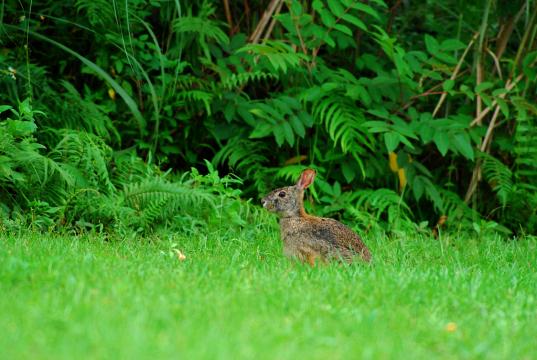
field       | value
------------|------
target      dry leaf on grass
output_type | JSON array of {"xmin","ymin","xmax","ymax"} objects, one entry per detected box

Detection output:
[
  {"xmin": 445, "ymin": 322, "xmax": 457, "ymax": 332},
  {"xmin": 174, "ymin": 249, "xmax": 186, "ymax": 261}
]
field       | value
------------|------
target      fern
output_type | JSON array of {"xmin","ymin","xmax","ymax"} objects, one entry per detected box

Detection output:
[
  {"xmin": 0, "ymin": 101, "xmax": 76, "ymax": 208},
  {"xmin": 247, "ymin": 94, "xmax": 313, "ymax": 147},
  {"xmin": 220, "ymin": 71, "xmax": 277, "ymax": 90},
  {"xmin": 513, "ymin": 102, "xmax": 537, "ymax": 191},
  {"xmin": 50, "ymin": 130, "xmax": 115, "ymax": 193},
  {"xmin": 176, "ymin": 90, "xmax": 213, "ymax": 115},
  {"xmin": 43, "ymin": 81, "xmax": 119, "ymax": 142},
  {"xmin": 439, "ymin": 189, "xmax": 478, "ymax": 225},
  {"xmin": 237, "ymin": 41, "xmax": 307, "ymax": 74},
  {"xmin": 302, "ymin": 87, "xmax": 373, "ymax": 176},
  {"xmin": 110, "ymin": 150, "xmax": 156, "ymax": 187},
  {"xmin": 75, "ymin": 0, "xmax": 116, "ymax": 26},
  {"xmin": 173, "ymin": 16, "xmax": 229, "ymax": 45},
  {"xmin": 122, "ymin": 178, "xmax": 216, "ymax": 227},
  {"xmin": 212, "ymin": 138, "xmax": 269, "ymax": 178},
  {"xmin": 173, "ymin": 1, "xmax": 229, "ymax": 60},
  {"xmin": 480, "ymin": 152, "xmax": 513, "ymax": 206},
  {"xmin": 354, "ymin": 188, "xmax": 411, "ymax": 223}
]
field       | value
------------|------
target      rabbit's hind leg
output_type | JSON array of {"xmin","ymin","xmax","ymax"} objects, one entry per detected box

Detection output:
[{"xmin": 299, "ymin": 249, "xmax": 322, "ymax": 267}]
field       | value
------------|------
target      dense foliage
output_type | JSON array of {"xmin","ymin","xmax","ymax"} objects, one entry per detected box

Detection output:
[{"xmin": 1, "ymin": 0, "xmax": 537, "ymax": 236}]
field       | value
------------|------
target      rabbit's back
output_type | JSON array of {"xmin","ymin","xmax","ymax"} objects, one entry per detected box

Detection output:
[{"xmin": 280, "ymin": 215, "xmax": 371, "ymax": 263}]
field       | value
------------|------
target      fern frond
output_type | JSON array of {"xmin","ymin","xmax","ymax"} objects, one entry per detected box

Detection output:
[
  {"xmin": 480, "ymin": 153, "xmax": 513, "ymax": 206},
  {"xmin": 75, "ymin": 0, "xmax": 115, "ymax": 27},
  {"xmin": 44, "ymin": 81, "xmax": 119, "ymax": 142},
  {"xmin": 354, "ymin": 188, "xmax": 411, "ymax": 222},
  {"xmin": 122, "ymin": 178, "xmax": 217, "ymax": 227},
  {"xmin": 237, "ymin": 41, "xmax": 307, "ymax": 73},
  {"xmin": 438, "ymin": 189, "xmax": 478, "ymax": 223},
  {"xmin": 173, "ymin": 17, "xmax": 229, "ymax": 45},
  {"xmin": 220, "ymin": 71, "xmax": 277, "ymax": 90},
  {"xmin": 514, "ymin": 108, "xmax": 537, "ymax": 190},
  {"xmin": 274, "ymin": 165, "xmax": 310, "ymax": 183},
  {"xmin": 173, "ymin": 2, "xmax": 229, "ymax": 60},
  {"xmin": 303, "ymin": 88, "xmax": 374, "ymax": 176},
  {"xmin": 177, "ymin": 90, "xmax": 213, "ymax": 115},
  {"xmin": 314, "ymin": 95, "xmax": 371, "ymax": 151},
  {"xmin": 50, "ymin": 130, "xmax": 115, "ymax": 193},
  {"xmin": 212, "ymin": 138, "xmax": 269, "ymax": 177},
  {"xmin": 111, "ymin": 150, "xmax": 157, "ymax": 187}
]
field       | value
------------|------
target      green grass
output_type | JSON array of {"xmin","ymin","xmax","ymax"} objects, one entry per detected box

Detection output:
[{"xmin": 1, "ymin": 226, "xmax": 536, "ymax": 359}]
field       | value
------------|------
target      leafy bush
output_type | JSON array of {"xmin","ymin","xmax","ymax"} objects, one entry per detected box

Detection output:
[{"xmin": 1, "ymin": 0, "xmax": 537, "ymax": 236}]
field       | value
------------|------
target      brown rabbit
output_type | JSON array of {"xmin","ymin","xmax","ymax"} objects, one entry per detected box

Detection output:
[{"xmin": 261, "ymin": 169, "xmax": 371, "ymax": 265}]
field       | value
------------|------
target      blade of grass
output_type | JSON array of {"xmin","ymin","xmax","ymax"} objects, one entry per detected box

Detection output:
[{"xmin": 109, "ymin": 41, "xmax": 161, "ymax": 154}]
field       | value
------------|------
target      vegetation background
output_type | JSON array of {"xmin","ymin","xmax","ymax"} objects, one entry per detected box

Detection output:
[{"xmin": 1, "ymin": 0, "xmax": 537, "ymax": 236}]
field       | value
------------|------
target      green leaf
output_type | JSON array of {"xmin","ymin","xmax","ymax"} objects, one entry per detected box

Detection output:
[
  {"xmin": 319, "ymin": 8, "xmax": 336, "ymax": 27},
  {"xmin": 460, "ymin": 85, "xmax": 475, "ymax": 100},
  {"xmin": 249, "ymin": 123, "xmax": 273, "ymax": 139},
  {"xmin": 398, "ymin": 134, "xmax": 416, "ymax": 150},
  {"xmin": 522, "ymin": 51, "xmax": 537, "ymax": 78},
  {"xmin": 424, "ymin": 179, "xmax": 444, "ymax": 211},
  {"xmin": 351, "ymin": 2, "xmax": 380, "ymax": 20},
  {"xmin": 481, "ymin": 94, "xmax": 493, "ymax": 108},
  {"xmin": 273, "ymin": 127, "xmax": 285, "ymax": 146},
  {"xmin": 424, "ymin": 35, "xmax": 439, "ymax": 55},
  {"xmin": 334, "ymin": 24, "xmax": 353, "ymax": 36},
  {"xmin": 327, "ymin": 0, "xmax": 345, "ymax": 17},
  {"xmin": 412, "ymin": 176, "xmax": 425, "ymax": 201},
  {"xmin": 475, "ymin": 82, "xmax": 494, "ymax": 94},
  {"xmin": 298, "ymin": 112, "xmax": 314, "ymax": 127},
  {"xmin": 434, "ymin": 132, "xmax": 449, "ymax": 156},
  {"xmin": 290, "ymin": 1, "xmax": 303, "ymax": 15},
  {"xmin": 492, "ymin": 88, "xmax": 508, "ymax": 97},
  {"xmin": 364, "ymin": 120, "xmax": 390, "ymax": 133},
  {"xmin": 289, "ymin": 116, "xmax": 306, "ymax": 138},
  {"xmin": 441, "ymin": 38, "xmax": 466, "ymax": 51},
  {"xmin": 418, "ymin": 123, "xmax": 435, "ymax": 143},
  {"xmin": 394, "ymin": 51, "xmax": 412, "ymax": 78},
  {"xmin": 312, "ymin": 0, "xmax": 324, "ymax": 12},
  {"xmin": 341, "ymin": 161, "xmax": 356, "ymax": 183},
  {"xmin": 282, "ymin": 121, "xmax": 295, "ymax": 146},
  {"xmin": 0, "ymin": 105, "xmax": 14, "ymax": 115},
  {"xmin": 432, "ymin": 51, "xmax": 457, "ymax": 65},
  {"xmin": 341, "ymin": 13, "xmax": 367, "ymax": 31},
  {"xmin": 384, "ymin": 132, "xmax": 400, "ymax": 152},
  {"xmin": 496, "ymin": 98, "xmax": 509, "ymax": 118},
  {"xmin": 452, "ymin": 133, "xmax": 474, "ymax": 160},
  {"xmin": 443, "ymin": 79, "xmax": 455, "ymax": 92},
  {"xmin": 6, "ymin": 120, "xmax": 37, "ymax": 137},
  {"xmin": 322, "ymin": 32, "xmax": 336, "ymax": 47}
]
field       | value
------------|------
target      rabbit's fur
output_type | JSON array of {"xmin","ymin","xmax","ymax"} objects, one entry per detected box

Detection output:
[{"xmin": 262, "ymin": 169, "xmax": 371, "ymax": 265}]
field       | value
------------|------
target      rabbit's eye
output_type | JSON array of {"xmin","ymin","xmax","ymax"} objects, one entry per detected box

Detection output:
[{"xmin": 278, "ymin": 191, "xmax": 286, "ymax": 198}]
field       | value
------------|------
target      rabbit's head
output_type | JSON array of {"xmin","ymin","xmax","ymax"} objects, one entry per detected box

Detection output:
[{"xmin": 261, "ymin": 169, "xmax": 316, "ymax": 217}]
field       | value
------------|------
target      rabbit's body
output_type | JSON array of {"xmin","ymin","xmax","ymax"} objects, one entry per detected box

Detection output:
[
  {"xmin": 262, "ymin": 169, "xmax": 371, "ymax": 265},
  {"xmin": 280, "ymin": 215, "xmax": 371, "ymax": 263}
]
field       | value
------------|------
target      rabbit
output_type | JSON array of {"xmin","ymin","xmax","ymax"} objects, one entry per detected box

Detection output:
[{"xmin": 261, "ymin": 168, "xmax": 372, "ymax": 265}]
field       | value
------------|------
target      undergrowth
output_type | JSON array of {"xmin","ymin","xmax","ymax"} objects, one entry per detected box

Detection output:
[{"xmin": 2, "ymin": 0, "xmax": 537, "ymax": 236}]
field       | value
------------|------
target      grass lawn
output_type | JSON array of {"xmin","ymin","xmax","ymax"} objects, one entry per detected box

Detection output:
[{"xmin": 1, "ymin": 226, "xmax": 536, "ymax": 359}]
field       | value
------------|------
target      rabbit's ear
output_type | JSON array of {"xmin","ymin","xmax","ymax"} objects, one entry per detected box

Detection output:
[{"xmin": 297, "ymin": 169, "xmax": 316, "ymax": 189}]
